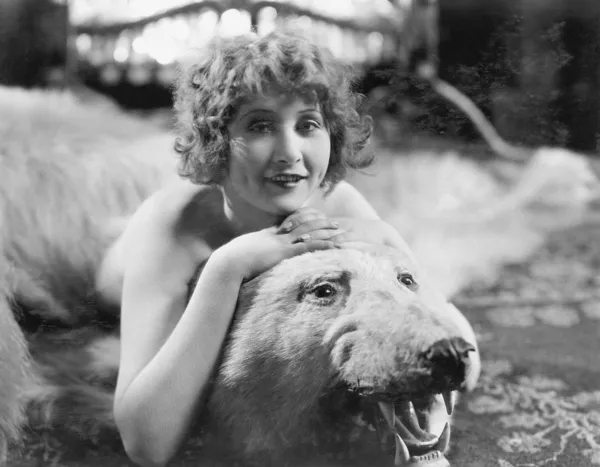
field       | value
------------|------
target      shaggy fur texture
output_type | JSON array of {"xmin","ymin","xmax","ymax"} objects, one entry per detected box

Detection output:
[
  {"xmin": 349, "ymin": 144, "xmax": 600, "ymax": 297},
  {"xmin": 6, "ymin": 246, "xmax": 476, "ymax": 466},
  {"xmin": 207, "ymin": 246, "xmax": 475, "ymax": 459},
  {"xmin": 0, "ymin": 85, "xmax": 597, "ymax": 465},
  {"xmin": 0, "ymin": 85, "xmax": 178, "ymax": 461},
  {"xmin": 0, "ymin": 86, "xmax": 178, "ymax": 323},
  {"xmin": 0, "ymin": 268, "xmax": 33, "ymax": 461}
]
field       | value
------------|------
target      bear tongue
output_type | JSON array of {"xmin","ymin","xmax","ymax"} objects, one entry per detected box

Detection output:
[{"xmin": 377, "ymin": 401, "xmax": 450, "ymax": 466}]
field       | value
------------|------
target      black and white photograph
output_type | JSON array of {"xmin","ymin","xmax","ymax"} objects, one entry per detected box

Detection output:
[{"xmin": 1, "ymin": 0, "xmax": 599, "ymax": 466}]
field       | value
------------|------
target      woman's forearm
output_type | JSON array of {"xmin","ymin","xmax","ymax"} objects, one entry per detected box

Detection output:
[{"xmin": 115, "ymin": 248, "xmax": 242, "ymax": 467}]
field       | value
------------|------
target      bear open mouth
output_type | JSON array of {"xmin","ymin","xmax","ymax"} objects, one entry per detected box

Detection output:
[
  {"xmin": 350, "ymin": 391, "xmax": 454, "ymax": 467},
  {"xmin": 376, "ymin": 398, "xmax": 450, "ymax": 466}
]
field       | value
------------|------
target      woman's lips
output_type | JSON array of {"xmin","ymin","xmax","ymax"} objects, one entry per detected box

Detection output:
[{"xmin": 266, "ymin": 174, "xmax": 307, "ymax": 189}]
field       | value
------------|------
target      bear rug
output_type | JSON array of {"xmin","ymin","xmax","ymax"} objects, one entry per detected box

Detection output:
[{"xmin": 1, "ymin": 85, "xmax": 599, "ymax": 467}]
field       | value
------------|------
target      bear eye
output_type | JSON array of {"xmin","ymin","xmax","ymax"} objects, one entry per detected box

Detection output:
[
  {"xmin": 298, "ymin": 276, "xmax": 346, "ymax": 304},
  {"xmin": 310, "ymin": 283, "xmax": 337, "ymax": 300},
  {"xmin": 397, "ymin": 273, "xmax": 417, "ymax": 289}
]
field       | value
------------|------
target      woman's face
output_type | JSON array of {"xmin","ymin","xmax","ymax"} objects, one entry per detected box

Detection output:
[{"xmin": 224, "ymin": 92, "xmax": 331, "ymax": 219}]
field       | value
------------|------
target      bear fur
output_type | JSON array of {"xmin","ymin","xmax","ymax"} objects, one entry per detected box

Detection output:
[
  {"xmin": 4, "ymin": 247, "xmax": 476, "ymax": 466},
  {"xmin": 205, "ymin": 246, "xmax": 475, "ymax": 464},
  {"xmin": 0, "ymin": 85, "xmax": 177, "ymax": 462},
  {"xmin": 0, "ymin": 85, "xmax": 480, "ymax": 466}
]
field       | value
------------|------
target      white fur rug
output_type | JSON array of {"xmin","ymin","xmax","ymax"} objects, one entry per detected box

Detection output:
[
  {"xmin": 2, "ymin": 85, "xmax": 598, "ymax": 301},
  {"xmin": 350, "ymin": 143, "xmax": 600, "ymax": 297}
]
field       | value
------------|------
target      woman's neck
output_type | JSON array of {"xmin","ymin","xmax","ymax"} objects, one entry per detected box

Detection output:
[{"xmin": 220, "ymin": 187, "xmax": 286, "ymax": 235}]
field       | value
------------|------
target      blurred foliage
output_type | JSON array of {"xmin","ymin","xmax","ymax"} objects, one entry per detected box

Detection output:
[{"xmin": 374, "ymin": 15, "xmax": 574, "ymax": 147}]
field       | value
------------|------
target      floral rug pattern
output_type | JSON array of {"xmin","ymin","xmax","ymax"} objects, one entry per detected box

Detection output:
[{"xmin": 452, "ymin": 218, "xmax": 600, "ymax": 467}]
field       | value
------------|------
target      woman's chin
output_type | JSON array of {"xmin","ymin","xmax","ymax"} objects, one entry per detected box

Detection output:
[
  {"xmin": 254, "ymin": 182, "xmax": 321, "ymax": 218},
  {"xmin": 270, "ymin": 204, "xmax": 304, "ymax": 217},
  {"xmin": 262, "ymin": 193, "xmax": 311, "ymax": 216},
  {"xmin": 264, "ymin": 198, "xmax": 307, "ymax": 217}
]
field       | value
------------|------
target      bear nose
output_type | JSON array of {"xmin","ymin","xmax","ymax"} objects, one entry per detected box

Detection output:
[{"xmin": 420, "ymin": 337, "xmax": 475, "ymax": 392}]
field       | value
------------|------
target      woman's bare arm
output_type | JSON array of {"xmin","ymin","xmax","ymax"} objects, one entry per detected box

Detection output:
[
  {"xmin": 113, "ymin": 187, "xmax": 341, "ymax": 467},
  {"xmin": 322, "ymin": 181, "xmax": 381, "ymax": 220},
  {"xmin": 113, "ymin": 197, "xmax": 244, "ymax": 467}
]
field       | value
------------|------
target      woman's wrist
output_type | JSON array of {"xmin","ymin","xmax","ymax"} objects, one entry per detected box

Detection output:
[{"xmin": 209, "ymin": 240, "xmax": 247, "ymax": 283}]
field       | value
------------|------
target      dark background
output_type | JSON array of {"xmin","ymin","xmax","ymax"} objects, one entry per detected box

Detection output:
[{"xmin": 1, "ymin": 0, "xmax": 598, "ymax": 154}]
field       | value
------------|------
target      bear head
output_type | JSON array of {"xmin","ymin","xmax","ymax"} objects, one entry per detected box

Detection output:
[{"xmin": 203, "ymin": 245, "xmax": 478, "ymax": 467}]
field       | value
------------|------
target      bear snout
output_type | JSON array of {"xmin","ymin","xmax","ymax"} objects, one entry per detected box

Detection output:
[
  {"xmin": 419, "ymin": 337, "xmax": 475, "ymax": 393},
  {"xmin": 324, "ymin": 307, "xmax": 475, "ymax": 399}
]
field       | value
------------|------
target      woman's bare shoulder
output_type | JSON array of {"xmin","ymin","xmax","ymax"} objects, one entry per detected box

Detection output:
[
  {"xmin": 95, "ymin": 181, "xmax": 221, "ymax": 307},
  {"xmin": 130, "ymin": 180, "xmax": 215, "ymax": 229},
  {"xmin": 123, "ymin": 180, "xmax": 227, "ymax": 245},
  {"xmin": 315, "ymin": 181, "xmax": 380, "ymax": 219}
]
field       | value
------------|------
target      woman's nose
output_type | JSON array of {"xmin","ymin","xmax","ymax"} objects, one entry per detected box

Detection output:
[{"xmin": 273, "ymin": 129, "xmax": 302, "ymax": 165}]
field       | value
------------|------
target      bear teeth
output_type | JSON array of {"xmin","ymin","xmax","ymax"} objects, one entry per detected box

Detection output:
[
  {"xmin": 378, "ymin": 401, "xmax": 396, "ymax": 427},
  {"xmin": 442, "ymin": 391, "xmax": 455, "ymax": 415},
  {"xmin": 433, "ymin": 422, "xmax": 450, "ymax": 453},
  {"xmin": 394, "ymin": 433, "xmax": 411, "ymax": 465},
  {"xmin": 376, "ymin": 400, "xmax": 451, "ymax": 464}
]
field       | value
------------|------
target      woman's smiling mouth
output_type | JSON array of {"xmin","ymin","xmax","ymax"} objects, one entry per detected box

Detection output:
[{"xmin": 266, "ymin": 174, "xmax": 308, "ymax": 189}]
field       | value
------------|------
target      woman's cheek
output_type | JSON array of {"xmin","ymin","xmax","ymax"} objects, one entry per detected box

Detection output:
[{"xmin": 246, "ymin": 139, "xmax": 275, "ymax": 166}]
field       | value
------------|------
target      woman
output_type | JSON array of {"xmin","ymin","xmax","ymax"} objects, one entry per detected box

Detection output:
[{"xmin": 106, "ymin": 29, "xmax": 474, "ymax": 467}]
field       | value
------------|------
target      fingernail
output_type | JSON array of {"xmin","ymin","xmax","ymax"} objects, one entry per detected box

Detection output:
[
  {"xmin": 331, "ymin": 221, "xmax": 339, "ymax": 228},
  {"xmin": 298, "ymin": 233, "xmax": 311, "ymax": 243},
  {"xmin": 280, "ymin": 221, "xmax": 293, "ymax": 232}
]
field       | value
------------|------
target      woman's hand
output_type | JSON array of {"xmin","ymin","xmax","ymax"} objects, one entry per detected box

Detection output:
[
  {"xmin": 326, "ymin": 217, "xmax": 393, "ymax": 248},
  {"xmin": 219, "ymin": 212, "xmax": 340, "ymax": 281},
  {"xmin": 276, "ymin": 207, "xmax": 332, "ymax": 235},
  {"xmin": 278, "ymin": 209, "xmax": 409, "ymax": 253}
]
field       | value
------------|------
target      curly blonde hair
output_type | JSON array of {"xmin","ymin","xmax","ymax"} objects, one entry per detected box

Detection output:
[{"xmin": 173, "ymin": 29, "xmax": 374, "ymax": 189}]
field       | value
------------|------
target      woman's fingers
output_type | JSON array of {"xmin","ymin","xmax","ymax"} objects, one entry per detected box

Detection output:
[
  {"xmin": 328, "ymin": 231, "xmax": 360, "ymax": 245},
  {"xmin": 285, "ymin": 218, "xmax": 340, "ymax": 241},
  {"xmin": 277, "ymin": 208, "xmax": 329, "ymax": 233},
  {"xmin": 291, "ymin": 239, "xmax": 336, "ymax": 255},
  {"xmin": 292, "ymin": 228, "xmax": 346, "ymax": 244}
]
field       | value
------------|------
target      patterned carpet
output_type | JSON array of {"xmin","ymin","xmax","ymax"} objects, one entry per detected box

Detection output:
[{"xmin": 451, "ymin": 215, "xmax": 600, "ymax": 467}]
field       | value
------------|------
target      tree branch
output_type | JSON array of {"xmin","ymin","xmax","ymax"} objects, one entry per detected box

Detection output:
[{"xmin": 420, "ymin": 71, "xmax": 531, "ymax": 163}]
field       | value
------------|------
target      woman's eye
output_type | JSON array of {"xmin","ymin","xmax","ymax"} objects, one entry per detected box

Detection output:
[
  {"xmin": 297, "ymin": 120, "xmax": 320, "ymax": 133},
  {"xmin": 248, "ymin": 121, "xmax": 275, "ymax": 133},
  {"xmin": 311, "ymin": 283, "xmax": 336, "ymax": 300},
  {"xmin": 397, "ymin": 273, "xmax": 417, "ymax": 289}
]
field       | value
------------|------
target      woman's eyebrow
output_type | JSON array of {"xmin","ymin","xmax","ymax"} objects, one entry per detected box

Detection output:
[
  {"xmin": 298, "ymin": 108, "xmax": 323, "ymax": 116},
  {"xmin": 238, "ymin": 108, "xmax": 275, "ymax": 120}
]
